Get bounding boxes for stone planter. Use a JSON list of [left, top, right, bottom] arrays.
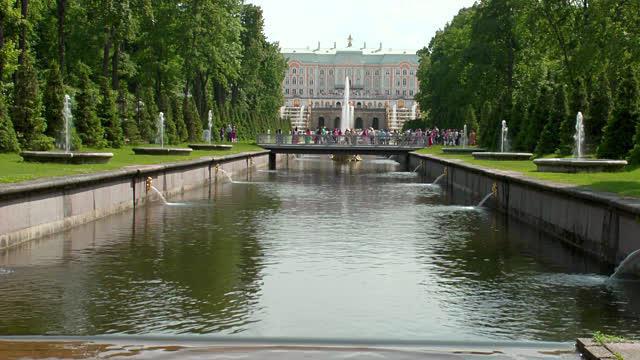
[[472, 152, 533, 161], [20, 151, 113, 164], [534, 158, 628, 173], [188, 144, 233, 151], [132, 148, 193, 156]]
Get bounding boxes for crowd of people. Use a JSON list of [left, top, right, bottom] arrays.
[[272, 127, 476, 147], [219, 124, 238, 143]]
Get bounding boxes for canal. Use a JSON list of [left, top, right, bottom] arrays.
[[1, 156, 639, 345]]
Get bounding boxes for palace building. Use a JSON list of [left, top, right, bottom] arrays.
[[280, 35, 421, 131]]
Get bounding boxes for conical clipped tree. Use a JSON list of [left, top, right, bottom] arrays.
[[98, 77, 123, 148], [172, 96, 188, 142], [74, 65, 106, 148], [12, 55, 53, 150], [43, 62, 64, 142], [553, 84, 572, 155], [183, 96, 202, 142], [524, 81, 553, 152], [139, 88, 158, 143], [0, 92, 20, 152], [159, 92, 178, 145], [478, 101, 494, 149], [588, 72, 612, 148], [510, 96, 527, 150], [118, 86, 141, 145], [599, 66, 640, 159], [557, 78, 589, 155], [628, 120, 640, 165], [536, 84, 569, 156]]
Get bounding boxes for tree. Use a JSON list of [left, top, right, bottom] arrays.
[[97, 76, 123, 147], [588, 72, 612, 148], [0, 90, 19, 152], [465, 104, 478, 133], [536, 83, 569, 156], [478, 101, 494, 149], [183, 96, 202, 142], [524, 82, 553, 152], [172, 96, 188, 142], [557, 78, 588, 155], [74, 65, 106, 148], [159, 92, 177, 145], [43, 62, 64, 142], [553, 84, 572, 155], [12, 54, 53, 150], [598, 67, 640, 160], [139, 87, 158, 143]]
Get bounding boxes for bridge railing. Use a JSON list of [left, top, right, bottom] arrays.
[[256, 134, 428, 148]]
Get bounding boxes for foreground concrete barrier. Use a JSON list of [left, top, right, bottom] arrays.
[[0, 151, 272, 250], [410, 153, 640, 266]]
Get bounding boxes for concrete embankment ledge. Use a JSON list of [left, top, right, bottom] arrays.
[[410, 153, 640, 266], [0, 151, 271, 250], [577, 338, 640, 360]]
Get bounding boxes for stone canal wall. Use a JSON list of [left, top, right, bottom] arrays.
[[410, 153, 640, 266], [0, 151, 274, 250]]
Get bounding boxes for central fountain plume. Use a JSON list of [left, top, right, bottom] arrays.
[[157, 112, 165, 148], [574, 112, 585, 158], [500, 120, 509, 153], [207, 110, 213, 144], [63, 95, 72, 153], [341, 77, 353, 130]]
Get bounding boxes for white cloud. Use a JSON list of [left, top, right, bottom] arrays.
[[247, 0, 476, 50]]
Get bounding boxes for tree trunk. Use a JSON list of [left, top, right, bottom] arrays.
[[111, 40, 119, 90], [57, 0, 66, 73], [102, 25, 112, 78], [18, 0, 28, 65]]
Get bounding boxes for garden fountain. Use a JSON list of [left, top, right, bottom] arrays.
[[133, 112, 193, 155], [534, 112, 627, 172], [20, 95, 114, 164], [188, 110, 232, 151], [340, 77, 354, 130], [472, 120, 533, 160], [611, 249, 640, 280]]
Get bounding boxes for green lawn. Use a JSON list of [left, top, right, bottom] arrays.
[[0, 143, 263, 184], [417, 146, 640, 198]]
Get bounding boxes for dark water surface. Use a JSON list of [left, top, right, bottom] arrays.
[[1, 156, 639, 344]]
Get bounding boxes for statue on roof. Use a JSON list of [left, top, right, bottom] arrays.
[[347, 34, 353, 48]]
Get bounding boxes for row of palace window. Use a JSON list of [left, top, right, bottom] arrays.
[[290, 67, 416, 77], [285, 77, 414, 87], [285, 88, 414, 96]]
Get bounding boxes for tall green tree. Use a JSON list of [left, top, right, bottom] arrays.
[[43, 62, 64, 141], [588, 71, 612, 148], [0, 90, 19, 152], [536, 84, 569, 156], [98, 76, 123, 147], [598, 67, 640, 160], [74, 65, 106, 148], [12, 54, 53, 150]]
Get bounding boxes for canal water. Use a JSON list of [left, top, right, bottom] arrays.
[[1, 156, 639, 346]]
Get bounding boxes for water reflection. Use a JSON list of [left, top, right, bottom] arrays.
[[0, 156, 639, 342]]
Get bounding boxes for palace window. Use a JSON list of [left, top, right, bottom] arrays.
[[386, 90, 390, 95], [293, 68, 297, 74], [403, 90, 406, 96], [403, 70, 407, 76], [300, 89, 304, 95], [410, 90, 414, 96], [292, 89, 296, 95], [285, 89, 289, 94], [410, 70, 414, 75], [329, 70, 334, 75], [320, 70, 325, 75], [403, 79, 407, 86], [397, 81, 400, 87], [366, 71, 370, 76], [292, 78, 297, 85], [300, 68, 304, 74], [310, 79, 314, 85], [285, 79, 289, 85], [386, 70, 390, 75], [396, 90, 400, 95], [375, 70, 380, 76], [310, 89, 314, 95], [396, 70, 400, 75]]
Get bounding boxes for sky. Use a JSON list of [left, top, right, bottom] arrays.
[[246, 0, 477, 50]]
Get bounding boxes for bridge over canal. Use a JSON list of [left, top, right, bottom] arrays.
[[257, 134, 424, 170]]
